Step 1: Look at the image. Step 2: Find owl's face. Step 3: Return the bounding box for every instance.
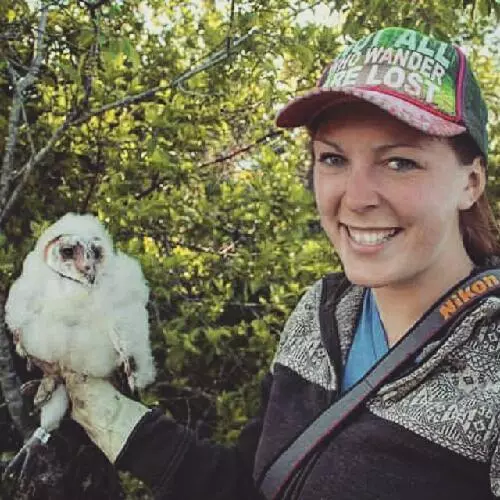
[44,234,106,286]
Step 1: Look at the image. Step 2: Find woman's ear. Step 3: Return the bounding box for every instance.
[458,157,486,210]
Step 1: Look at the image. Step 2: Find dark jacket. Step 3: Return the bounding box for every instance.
[117,273,500,499]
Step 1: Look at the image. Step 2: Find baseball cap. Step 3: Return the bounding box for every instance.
[276,27,488,157]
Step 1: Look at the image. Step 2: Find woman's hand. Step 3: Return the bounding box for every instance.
[63,372,149,463]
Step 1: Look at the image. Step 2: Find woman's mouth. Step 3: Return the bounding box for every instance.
[343,225,402,247]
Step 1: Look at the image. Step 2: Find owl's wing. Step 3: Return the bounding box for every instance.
[110,251,149,306]
[5,253,46,355]
[5,289,30,358]
[5,250,52,363]
[105,251,155,391]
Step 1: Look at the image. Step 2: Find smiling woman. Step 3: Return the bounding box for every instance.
[309,101,486,344]
[307,112,500,264]
[54,26,500,500]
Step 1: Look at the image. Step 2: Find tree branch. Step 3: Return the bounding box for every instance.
[0,300,36,441]
[71,27,257,127]
[198,130,283,169]
[20,102,36,160]
[135,130,283,200]
[0,113,73,226]
[226,0,236,52]
[0,2,48,441]
[0,3,48,212]
[0,28,258,226]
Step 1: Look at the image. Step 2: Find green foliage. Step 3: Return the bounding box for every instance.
[0,0,498,497]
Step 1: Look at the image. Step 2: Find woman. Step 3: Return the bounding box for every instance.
[64,27,500,499]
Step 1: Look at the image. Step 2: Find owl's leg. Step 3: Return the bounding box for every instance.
[3,383,68,492]
[20,379,41,398]
[3,379,55,484]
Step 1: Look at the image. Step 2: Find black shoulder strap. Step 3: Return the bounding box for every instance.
[258,268,500,500]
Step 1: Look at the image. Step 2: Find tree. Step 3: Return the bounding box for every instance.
[0,0,498,497]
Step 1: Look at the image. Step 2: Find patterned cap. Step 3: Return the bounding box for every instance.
[277,27,488,157]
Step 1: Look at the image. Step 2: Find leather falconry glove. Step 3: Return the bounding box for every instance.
[64,372,149,463]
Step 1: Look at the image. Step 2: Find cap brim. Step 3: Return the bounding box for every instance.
[276,87,466,137]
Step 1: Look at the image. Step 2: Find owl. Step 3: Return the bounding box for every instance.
[5,213,155,444]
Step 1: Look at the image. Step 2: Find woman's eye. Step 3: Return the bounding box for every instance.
[60,246,74,259]
[386,158,419,171]
[318,152,345,168]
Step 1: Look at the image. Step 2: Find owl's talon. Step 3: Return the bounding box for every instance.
[20,379,42,397]
[127,373,136,393]
[18,448,38,492]
[120,355,137,392]
[2,429,49,486]
[34,376,59,408]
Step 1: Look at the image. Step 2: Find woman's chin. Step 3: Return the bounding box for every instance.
[342,264,399,288]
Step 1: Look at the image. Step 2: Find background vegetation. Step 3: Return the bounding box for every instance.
[0,0,498,497]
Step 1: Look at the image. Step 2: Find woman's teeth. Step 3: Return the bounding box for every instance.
[347,226,399,246]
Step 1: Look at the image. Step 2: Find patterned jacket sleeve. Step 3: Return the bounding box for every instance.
[492,435,500,496]
[115,374,272,499]
[474,315,500,497]
[271,278,338,392]
[488,317,500,497]
[478,316,500,497]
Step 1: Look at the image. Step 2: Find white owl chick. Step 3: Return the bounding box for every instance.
[5,213,155,447]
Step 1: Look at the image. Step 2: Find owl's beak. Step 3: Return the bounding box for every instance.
[74,243,98,286]
[77,260,96,285]
[83,266,96,285]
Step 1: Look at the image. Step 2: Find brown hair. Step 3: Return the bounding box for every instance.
[449,134,500,264]
[306,131,500,264]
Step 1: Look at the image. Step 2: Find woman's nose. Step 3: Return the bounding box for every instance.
[342,165,380,212]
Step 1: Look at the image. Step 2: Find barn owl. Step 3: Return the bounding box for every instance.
[4,213,155,461]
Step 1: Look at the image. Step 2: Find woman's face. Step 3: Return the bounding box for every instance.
[312,101,482,289]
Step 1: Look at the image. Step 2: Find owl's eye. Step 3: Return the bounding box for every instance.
[60,246,74,259]
[92,246,103,260]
